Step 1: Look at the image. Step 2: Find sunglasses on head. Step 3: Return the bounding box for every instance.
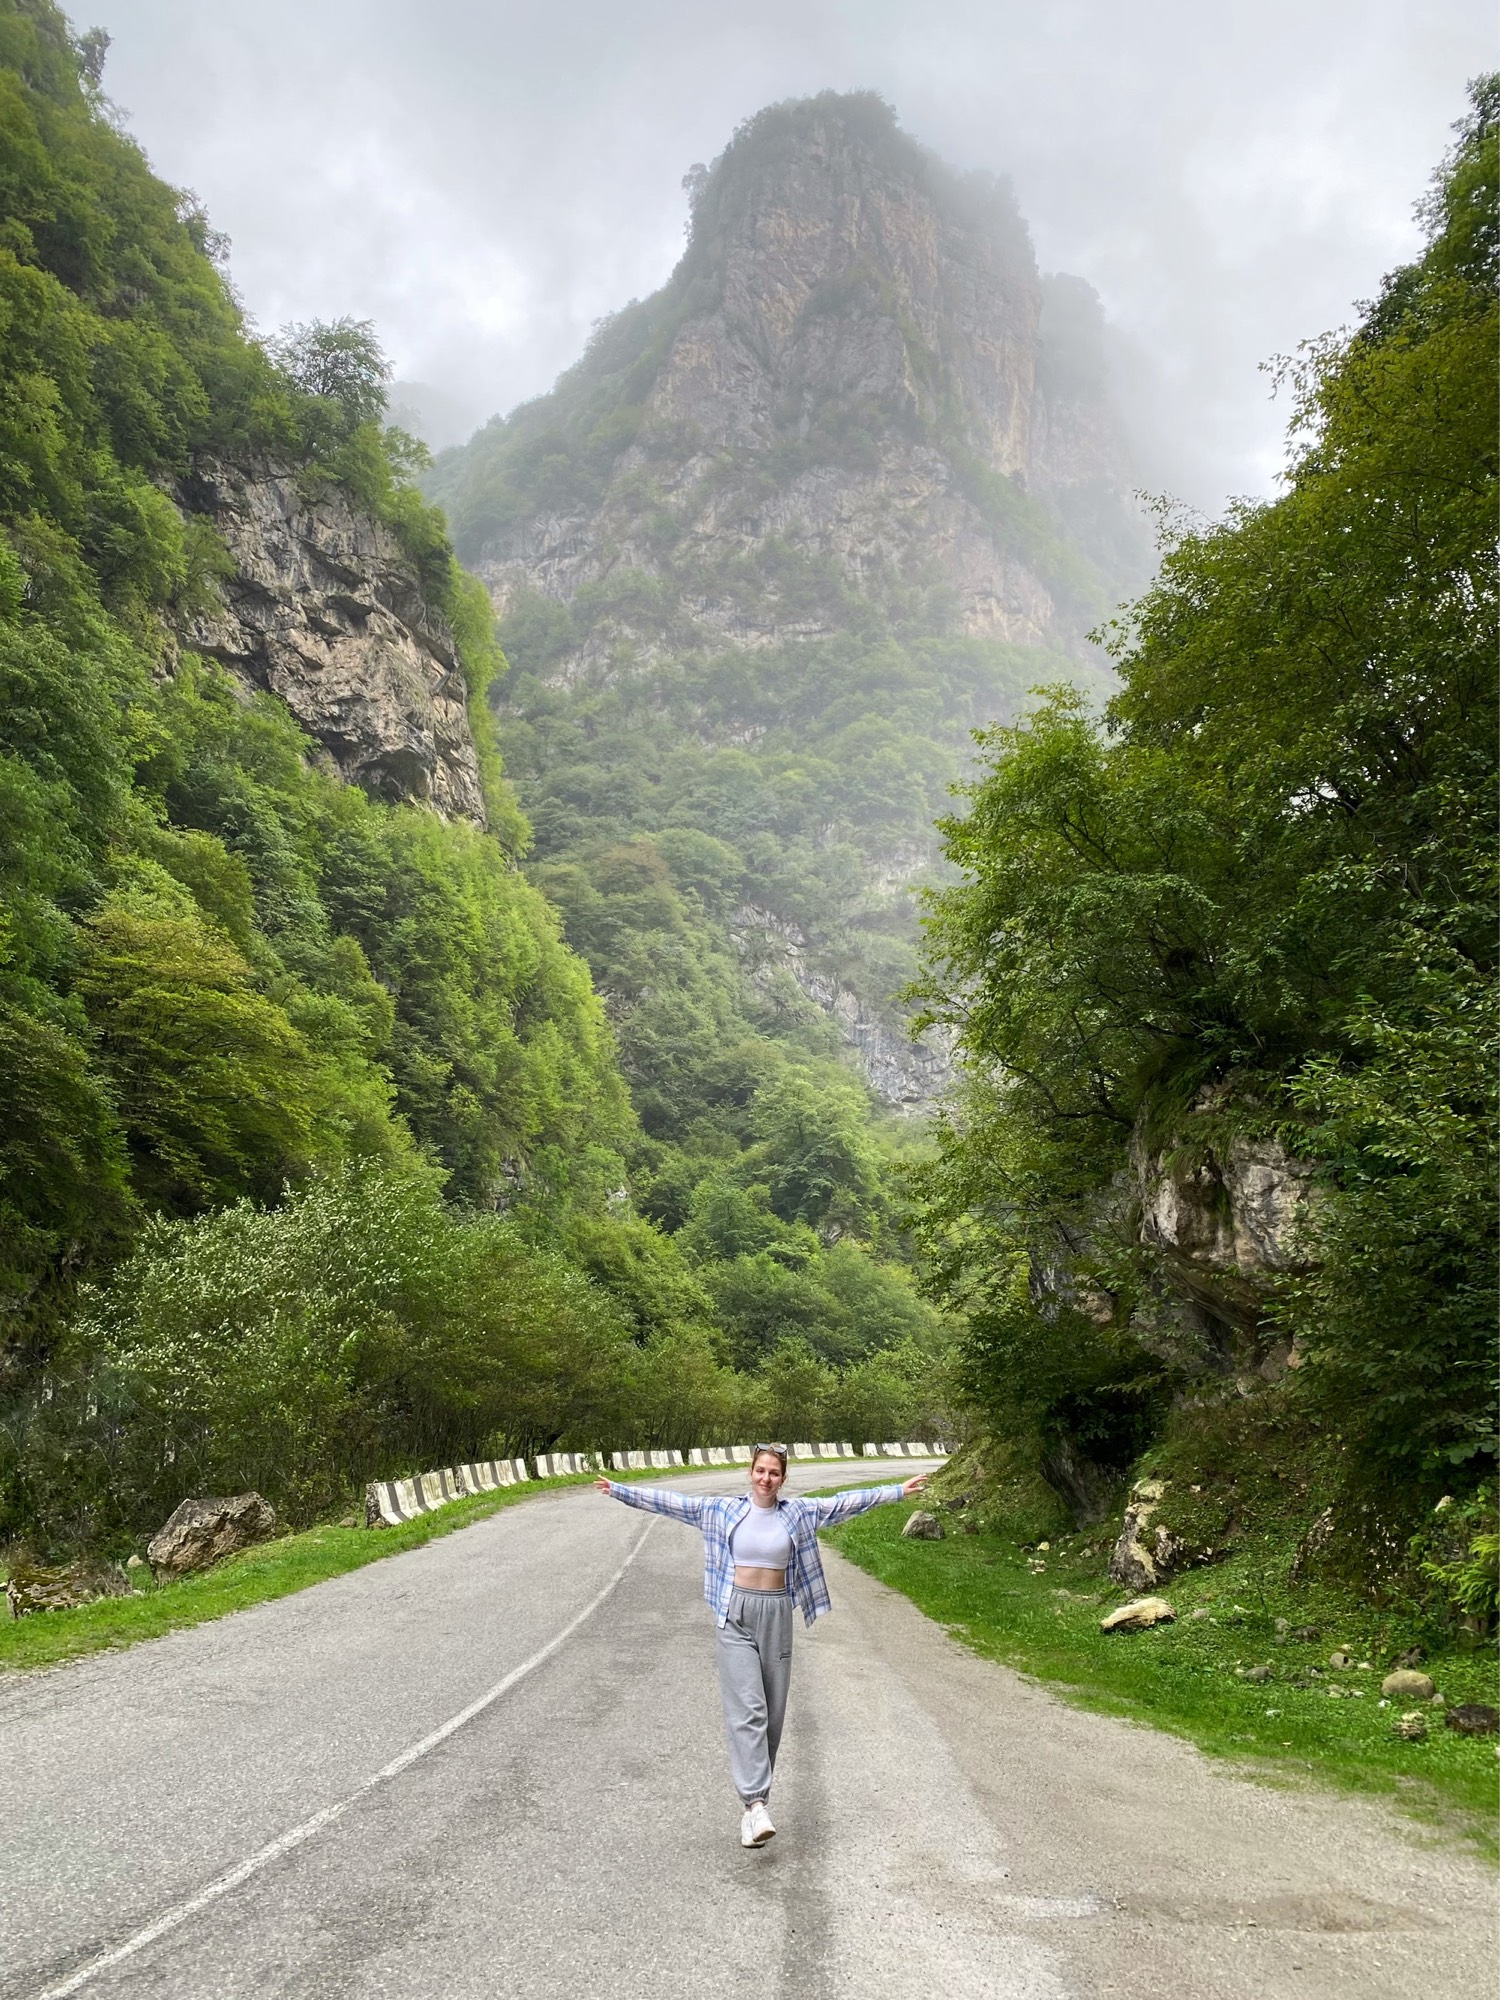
[751,1443,788,1463]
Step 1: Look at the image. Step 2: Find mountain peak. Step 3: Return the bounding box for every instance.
[678,88,1033,294]
[424,97,1145,1101]
[433,93,1139,664]
[657,90,1041,489]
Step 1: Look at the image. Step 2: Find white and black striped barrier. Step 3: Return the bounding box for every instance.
[365,1442,948,1527]
[365,1459,529,1527]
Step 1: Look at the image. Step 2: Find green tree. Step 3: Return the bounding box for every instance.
[915,81,1497,1524]
[268,316,390,430]
[76,881,343,1212]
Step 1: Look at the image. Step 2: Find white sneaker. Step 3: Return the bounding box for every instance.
[740,1808,758,1847]
[747,1800,776,1846]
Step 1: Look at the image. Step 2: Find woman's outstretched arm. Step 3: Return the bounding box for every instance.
[809,1472,926,1528]
[595,1476,706,1525]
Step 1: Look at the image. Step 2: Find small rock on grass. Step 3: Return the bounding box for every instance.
[1381,1668,1436,1702]
[1393,1711,1429,1742]
[1242,1664,1273,1683]
[1100,1596,1175,1632]
[1328,1649,1352,1669]
[1445,1704,1499,1737]
[6,1559,131,1618]
[901,1510,943,1540]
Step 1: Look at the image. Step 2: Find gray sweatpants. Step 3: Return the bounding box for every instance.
[716,1586,793,1804]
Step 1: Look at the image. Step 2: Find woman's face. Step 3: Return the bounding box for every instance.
[750,1452,786,1504]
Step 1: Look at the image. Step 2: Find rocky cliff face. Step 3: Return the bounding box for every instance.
[1031,1111,1316,1407]
[427,95,1144,1106]
[447,96,1139,675]
[733,904,952,1108]
[1124,1123,1316,1397]
[1134,1128,1317,1336]
[177,461,487,825]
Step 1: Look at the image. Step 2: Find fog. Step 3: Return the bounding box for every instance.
[89,0,1492,509]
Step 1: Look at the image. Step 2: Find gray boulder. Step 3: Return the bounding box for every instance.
[901,1510,943,1540]
[1380,1668,1436,1702]
[147,1493,277,1579]
[1444,1703,1499,1737]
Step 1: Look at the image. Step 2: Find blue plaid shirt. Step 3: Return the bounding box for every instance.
[603,1480,905,1626]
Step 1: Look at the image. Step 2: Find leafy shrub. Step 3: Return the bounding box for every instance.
[14,1165,642,1542]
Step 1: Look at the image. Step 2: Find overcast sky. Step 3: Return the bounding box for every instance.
[89,0,1492,509]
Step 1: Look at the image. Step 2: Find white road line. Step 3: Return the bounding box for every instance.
[35,1519,656,2000]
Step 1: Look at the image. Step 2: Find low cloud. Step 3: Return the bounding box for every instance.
[89,0,1491,509]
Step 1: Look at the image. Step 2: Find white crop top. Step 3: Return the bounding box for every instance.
[731,1502,792,1569]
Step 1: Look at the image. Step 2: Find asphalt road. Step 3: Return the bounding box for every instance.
[2,1462,1492,1999]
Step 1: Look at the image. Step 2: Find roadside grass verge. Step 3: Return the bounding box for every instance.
[0,1475,598,1676]
[824,1503,1500,1853]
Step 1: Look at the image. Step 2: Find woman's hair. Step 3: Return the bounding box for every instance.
[750,1443,788,1474]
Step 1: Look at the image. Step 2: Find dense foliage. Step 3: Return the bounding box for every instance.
[0,12,954,1552]
[22,1162,942,1541]
[915,83,1498,1558]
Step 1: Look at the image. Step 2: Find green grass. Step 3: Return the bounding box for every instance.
[0,1474,600,1676]
[824,1503,1500,1853]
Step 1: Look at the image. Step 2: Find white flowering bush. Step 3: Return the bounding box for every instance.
[21,1163,639,1540]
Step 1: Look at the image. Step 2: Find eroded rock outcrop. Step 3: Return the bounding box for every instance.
[1132,1118,1317,1358]
[1108,1478,1179,1592]
[178,462,486,824]
[733,903,950,1108]
[1107,1476,1218,1592]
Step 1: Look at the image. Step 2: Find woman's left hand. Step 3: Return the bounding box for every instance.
[901,1473,928,1497]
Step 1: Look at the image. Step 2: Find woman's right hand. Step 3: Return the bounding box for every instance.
[595,1476,613,1493]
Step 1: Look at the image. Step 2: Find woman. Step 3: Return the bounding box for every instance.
[596,1445,926,1848]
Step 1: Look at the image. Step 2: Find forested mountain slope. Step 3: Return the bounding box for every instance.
[429,93,1147,1122]
[0,7,951,1555]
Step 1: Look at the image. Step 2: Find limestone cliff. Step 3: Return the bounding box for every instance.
[1029,1105,1317,1409]
[438,94,1141,675]
[733,905,952,1107]
[1133,1127,1317,1341]
[177,461,487,825]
